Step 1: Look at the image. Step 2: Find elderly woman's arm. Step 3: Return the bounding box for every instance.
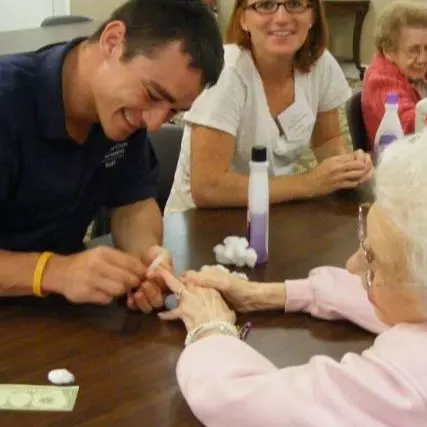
[186,266,388,334]
[174,271,397,427]
[177,326,422,427]
[283,267,388,333]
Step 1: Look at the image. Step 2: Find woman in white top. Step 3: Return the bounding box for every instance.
[165,0,372,214]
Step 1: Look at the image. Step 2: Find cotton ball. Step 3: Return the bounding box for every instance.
[213,244,224,256]
[245,248,257,268]
[214,244,232,265]
[234,245,247,266]
[235,257,246,268]
[215,236,258,267]
[223,245,235,263]
[48,369,75,385]
[216,253,231,265]
[223,236,241,247]
[225,238,246,265]
[238,237,249,249]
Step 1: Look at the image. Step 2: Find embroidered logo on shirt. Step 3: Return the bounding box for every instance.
[103,142,128,168]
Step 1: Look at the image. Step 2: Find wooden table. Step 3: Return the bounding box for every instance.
[323,0,371,80]
[0,190,375,426]
[0,21,99,56]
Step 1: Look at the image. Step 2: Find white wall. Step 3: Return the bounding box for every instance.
[70,0,124,20]
[0,0,69,32]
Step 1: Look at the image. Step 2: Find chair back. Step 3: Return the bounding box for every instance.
[345,91,369,151]
[149,123,183,213]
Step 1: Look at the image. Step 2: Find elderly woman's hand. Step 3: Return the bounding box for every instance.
[157,268,236,332]
[183,266,288,312]
[181,267,261,312]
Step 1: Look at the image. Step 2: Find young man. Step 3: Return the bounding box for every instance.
[0,0,223,312]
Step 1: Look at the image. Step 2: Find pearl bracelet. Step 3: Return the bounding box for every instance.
[185,320,240,346]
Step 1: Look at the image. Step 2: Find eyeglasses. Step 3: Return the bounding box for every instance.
[400,44,427,61]
[358,203,374,291]
[244,0,312,15]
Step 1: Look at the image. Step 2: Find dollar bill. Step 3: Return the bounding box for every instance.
[0,384,79,412]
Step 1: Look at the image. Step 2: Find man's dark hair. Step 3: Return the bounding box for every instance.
[89,0,224,88]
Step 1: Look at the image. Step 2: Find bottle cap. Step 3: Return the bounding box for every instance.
[386,92,398,105]
[251,145,267,162]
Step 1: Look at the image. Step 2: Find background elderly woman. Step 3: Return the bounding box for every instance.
[157,133,427,426]
[165,0,372,214]
[362,1,427,148]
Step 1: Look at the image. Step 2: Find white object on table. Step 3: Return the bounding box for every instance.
[48,369,75,385]
[213,236,257,268]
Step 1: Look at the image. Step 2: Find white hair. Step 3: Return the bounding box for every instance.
[375,131,427,308]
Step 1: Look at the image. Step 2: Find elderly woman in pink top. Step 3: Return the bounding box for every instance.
[362,1,427,148]
[157,132,427,426]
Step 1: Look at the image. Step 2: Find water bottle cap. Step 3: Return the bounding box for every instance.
[251,145,267,162]
[386,92,398,105]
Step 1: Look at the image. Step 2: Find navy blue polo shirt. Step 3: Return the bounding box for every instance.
[0,39,158,254]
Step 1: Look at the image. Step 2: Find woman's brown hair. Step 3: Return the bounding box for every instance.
[225,0,329,73]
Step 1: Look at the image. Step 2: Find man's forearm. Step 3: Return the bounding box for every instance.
[0,250,41,296]
[110,199,163,264]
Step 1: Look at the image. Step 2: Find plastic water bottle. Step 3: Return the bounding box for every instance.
[415,98,427,132]
[373,92,404,164]
[247,145,269,264]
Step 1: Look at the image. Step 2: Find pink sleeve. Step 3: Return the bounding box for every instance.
[176,269,424,427]
[284,267,388,334]
[177,333,422,427]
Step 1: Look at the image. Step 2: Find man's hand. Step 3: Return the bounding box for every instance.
[127,245,173,313]
[43,246,146,305]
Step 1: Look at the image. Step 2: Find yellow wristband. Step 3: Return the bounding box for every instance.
[32,252,53,298]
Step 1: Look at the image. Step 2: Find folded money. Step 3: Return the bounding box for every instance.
[0,384,79,412]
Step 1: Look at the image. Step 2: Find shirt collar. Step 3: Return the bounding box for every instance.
[36,38,86,141]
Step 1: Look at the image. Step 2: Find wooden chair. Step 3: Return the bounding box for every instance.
[345,91,370,151]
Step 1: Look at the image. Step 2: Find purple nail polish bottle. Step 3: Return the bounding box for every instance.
[247,145,269,264]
